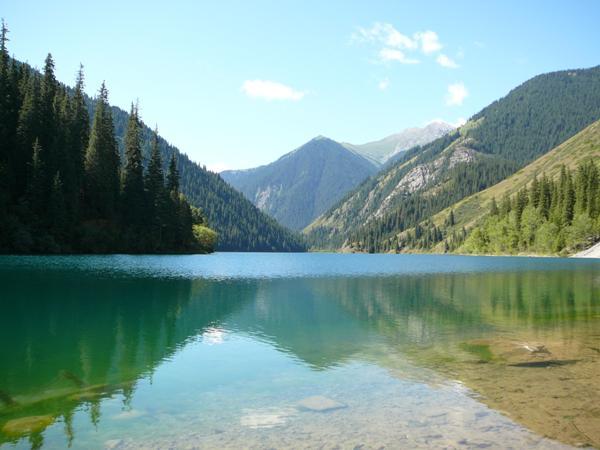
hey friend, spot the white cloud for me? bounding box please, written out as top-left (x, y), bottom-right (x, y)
top-left (379, 48), bottom-right (419, 64)
top-left (353, 23), bottom-right (456, 66)
top-left (446, 82), bottom-right (468, 106)
top-left (354, 23), bottom-right (417, 50)
top-left (241, 80), bottom-right (305, 101)
top-left (453, 117), bottom-right (467, 127)
top-left (378, 78), bottom-right (390, 90)
top-left (436, 54), bottom-right (459, 69)
top-left (415, 30), bottom-right (442, 54)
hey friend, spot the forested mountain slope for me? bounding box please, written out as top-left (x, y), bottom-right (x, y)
top-left (0, 30), bottom-right (216, 253)
top-left (342, 121), bottom-right (454, 165)
top-left (89, 101), bottom-right (306, 251)
top-left (221, 137), bottom-right (378, 230)
top-left (305, 66), bottom-right (600, 251)
top-left (366, 119), bottom-right (600, 255)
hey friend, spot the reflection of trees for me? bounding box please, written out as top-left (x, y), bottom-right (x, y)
top-left (0, 273), bottom-right (250, 446)
top-left (225, 270), bottom-right (600, 372)
top-left (1, 265), bottom-right (598, 447)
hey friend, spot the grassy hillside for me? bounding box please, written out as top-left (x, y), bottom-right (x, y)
top-left (434, 119), bottom-right (600, 232)
top-left (305, 66), bottom-right (600, 252)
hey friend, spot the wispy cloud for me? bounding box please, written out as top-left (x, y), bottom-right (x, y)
top-left (353, 23), bottom-right (451, 65)
top-left (436, 54), bottom-right (459, 69)
top-left (241, 80), bottom-right (306, 101)
top-left (379, 48), bottom-right (419, 64)
top-left (415, 30), bottom-right (442, 54)
top-left (446, 83), bottom-right (468, 106)
top-left (378, 78), bottom-right (390, 91)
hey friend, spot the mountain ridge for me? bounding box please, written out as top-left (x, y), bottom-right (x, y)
top-left (342, 121), bottom-right (455, 164)
top-left (222, 136), bottom-right (378, 230)
top-left (305, 65), bottom-right (600, 252)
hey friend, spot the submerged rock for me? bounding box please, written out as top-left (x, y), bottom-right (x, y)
top-left (508, 359), bottom-right (579, 368)
top-left (104, 439), bottom-right (123, 449)
top-left (297, 396), bottom-right (347, 412)
top-left (2, 415), bottom-right (54, 436)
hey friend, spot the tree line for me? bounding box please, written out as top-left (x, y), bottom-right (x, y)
top-left (0, 21), bottom-right (216, 253)
top-left (462, 161), bottom-right (599, 255)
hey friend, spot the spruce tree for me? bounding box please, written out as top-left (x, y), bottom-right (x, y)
top-left (166, 153), bottom-right (179, 193)
top-left (84, 82), bottom-right (120, 219)
top-left (16, 74), bottom-right (42, 197)
top-left (67, 65), bottom-right (89, 212)
top-left (121, 103), bottom-right (146, 231)
top-left (40, 54), bottom-right (57, 167)
top-left (28, 139), bottom-right (46, 218)
top-left (49, 171), bottom-right (66, 241)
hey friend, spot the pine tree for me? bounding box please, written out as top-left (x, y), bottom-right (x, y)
top-left (67, 65), bottom-right (89, 214)
top-left (28, 139), bottom-right (46, 218)
top-left (145, 128), bottom-right (166, 248)
top-left (166, 153), bottom-right (179, 193)
top-left (16, 74), bottom-right (42, 197)
top-left (84, 82), bottom-right (120, 219)
top-left (39, 54), bottom-right (57, 169)
top-left (121, 103), bottom-right (146, 231)
top-left (489, 197), bottom-right (499, 216)
top-left (49, 171), bottom-right (66, 241)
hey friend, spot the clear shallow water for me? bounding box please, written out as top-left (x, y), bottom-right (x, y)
top-left (0, 253), bottom-right (599, 449)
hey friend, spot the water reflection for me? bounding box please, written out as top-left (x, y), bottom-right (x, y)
top-left (0, 257), bottom-right (599, 448)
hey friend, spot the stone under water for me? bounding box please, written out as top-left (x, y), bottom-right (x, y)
top-left (2, 415), bottom-right (54, 436)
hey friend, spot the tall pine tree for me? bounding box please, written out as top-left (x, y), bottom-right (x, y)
top-left (84, 82), bottom-right (120, 219)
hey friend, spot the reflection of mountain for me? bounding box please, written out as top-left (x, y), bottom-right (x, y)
top-left (225, 279), bottom-right (378, 369)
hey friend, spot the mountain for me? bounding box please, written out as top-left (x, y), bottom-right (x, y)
top-left (342, 121), bottom-right (455, 165)
top-left (305, 66), bottom-right (600, 251)
top-left (98, 104), bottom-right (306, 251)
top-left (221, 137), bottom-right (378, 230)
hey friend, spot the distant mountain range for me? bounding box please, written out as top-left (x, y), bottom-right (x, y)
top-left (221, 137), bottom-right (378, 230)
top-left (221, 125), bottom-right (453, 230)
top-left (342, 121), bottom-right (455, 165)
top-left (305, 65), bottom-right (600, 254)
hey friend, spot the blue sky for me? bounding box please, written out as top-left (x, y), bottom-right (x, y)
top-left (3, 0), bottom-right (599, 170)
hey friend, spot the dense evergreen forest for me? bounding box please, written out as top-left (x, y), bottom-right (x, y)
top-left (96, 101), bottom-right (306, 252)
top-left (0, 21), bottom-right (306, 253)
top-left (308, 65), bottom-right (600, 252)
top-left (0, 22), bottom-right (214, 253)
top-left (461, 162), bottom-right (600, 255)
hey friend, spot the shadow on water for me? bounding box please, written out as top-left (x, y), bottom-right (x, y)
top-left (1, 257), bottom-right (599, 448)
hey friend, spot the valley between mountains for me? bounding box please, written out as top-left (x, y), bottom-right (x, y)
top-left (222, 66), bottom-right (600, 257)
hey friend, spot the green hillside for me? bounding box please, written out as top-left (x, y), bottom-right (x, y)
top-left (305, 66), bottom-right (600, 252)
top-left (434, 119), bottom-right (600, 232)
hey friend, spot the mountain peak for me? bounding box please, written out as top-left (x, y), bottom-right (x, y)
top-left (342, 122), bottom-right (456, 164)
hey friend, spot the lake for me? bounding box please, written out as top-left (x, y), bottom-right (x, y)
top-left (0, 253), bottom-right (599, 449)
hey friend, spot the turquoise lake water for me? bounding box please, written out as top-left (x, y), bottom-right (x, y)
top-left (1, 253), bottom-right (599, 449)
